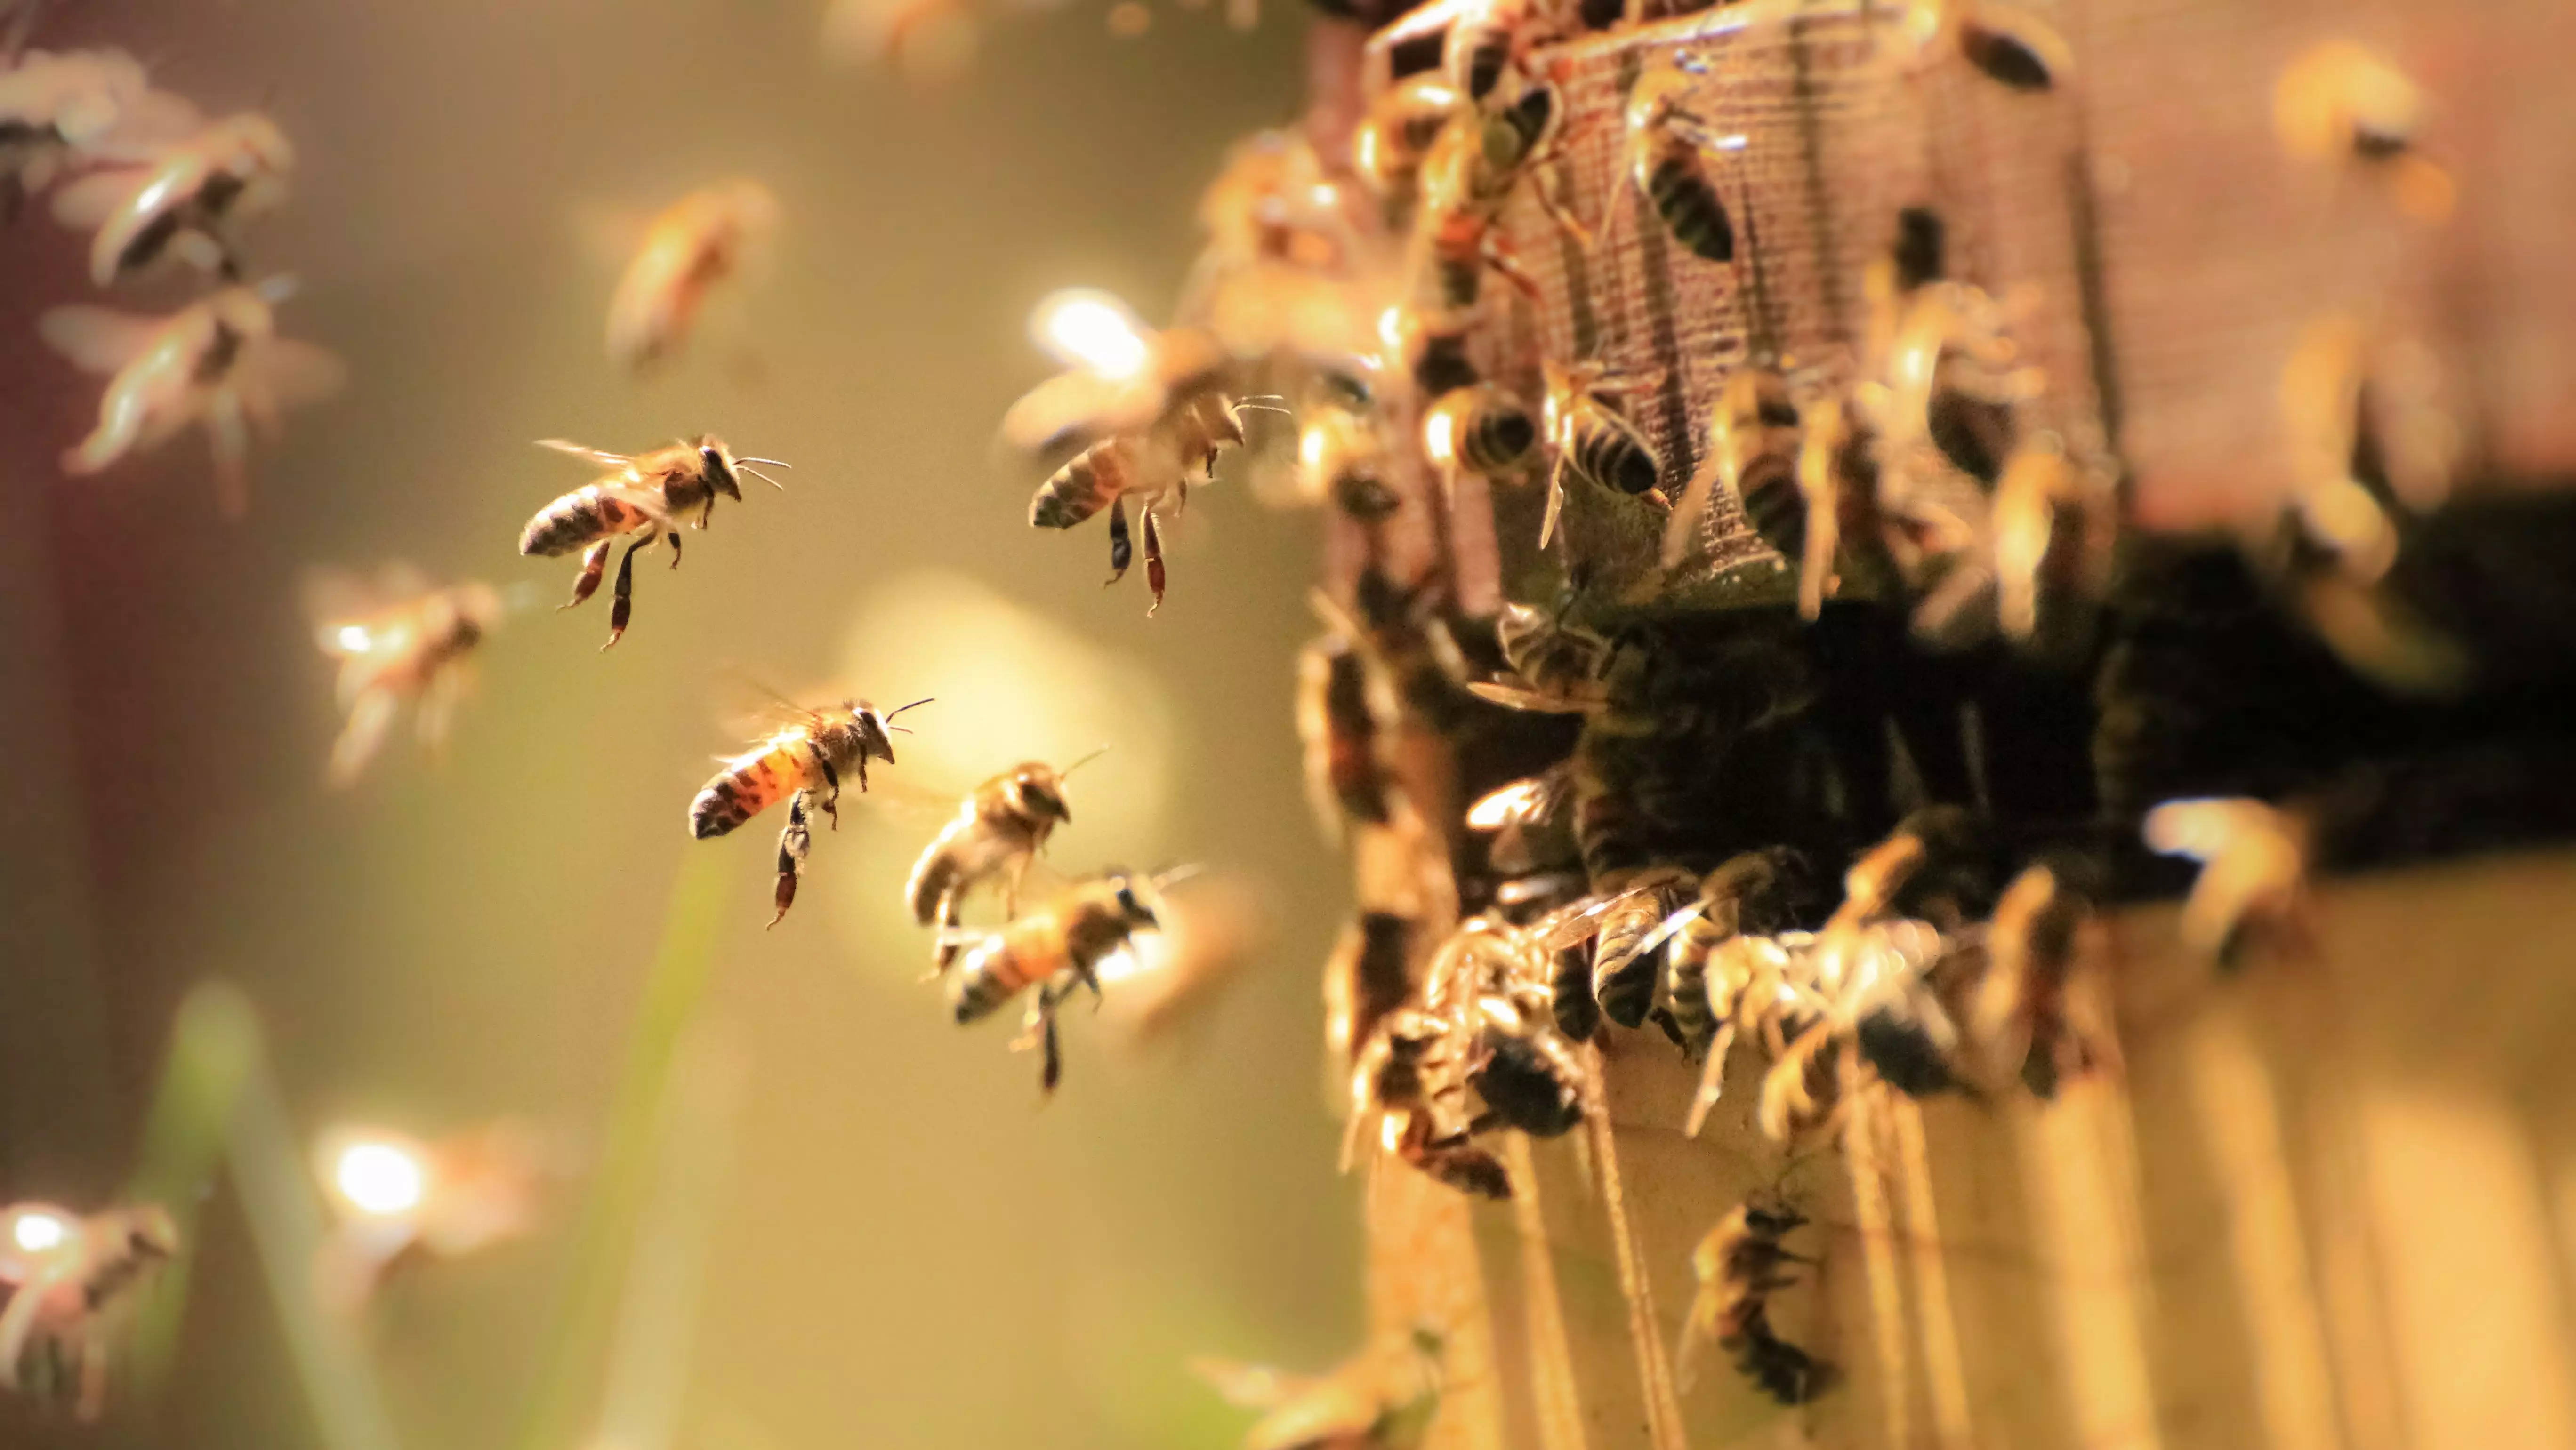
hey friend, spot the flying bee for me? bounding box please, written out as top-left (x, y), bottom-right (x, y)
top-left (515, 434), bottom-right (788, 649)
top-left (1972, 860), bottom-right (2115, 1098)
top-left (2273, 40), bottom-right (2453, 222)
top-left (310, 1121), bottom-right (553, 1314)
top-left (2141, 797), bottom-right (2316, 969)
top-left (689, 695), bottom-right (931, 927)
top-left (1193, 1327), bottom-right (1446, 1450)
top-left (1680, 1201), bottom-right (1829, 1404)
top-left (1422, 383), bottom-right (1539, 496)
top-left (606, 177), bottom-right (780, 371)
top-left (905, 752), bottom-right (1099, 969)
top-left (41, 276), bottom-right (344, 518)
top-left (1620, 58), bottom-right (1738, 264)
top-left (0, 1202), bottom-right (177, 1419)
top-left (0, 48), bottom-right (195, 218)
top-left (1665, 364), bottom-right (1801, 569)
top-left (306, 564), bottom-right (507, 787)
top-left (1898, 0), bottom-right (2072, 92)
top-left (1352, 74), bottom-right (1461, 205)
top-left (1029, 391), bottom-right (1284, 615)
top-left (1000, 304), bottom-right (1228, 458)
top-left (1539, 359), bottom-right (1664, 549)
top-left (49, 111), bottom-right (291, 286)
top-left (1299, 625), bottom-right (1401, 838)
top-left (947, 869), bottom-right (1175, 1093)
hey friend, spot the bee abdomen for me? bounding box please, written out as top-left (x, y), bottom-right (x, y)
top-left (948, 945), bottom-right (1026, 1023)
top-left (906, 847), bottom-right (963, 926)
top-left (1030, 441), bottom-right (1128, 529)
top-left (1575, 420), bottom-right (1661, 497)
top-left (521, 488), bottom-right (637, 557)
top-left (1737, 462), bottom-right (1806, 560)
top-left (1460, 406), bottom-right (1538, 474)
top-left (689, 756), bottom-right (787, 839)
top-left (1646, 154), bottom-right (1735, 262)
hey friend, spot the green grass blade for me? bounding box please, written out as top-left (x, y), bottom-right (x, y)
top-left (122, 980), bottom-right (263, 1401)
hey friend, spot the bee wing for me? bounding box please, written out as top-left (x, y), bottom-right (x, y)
top-left (536, 438), bottom-right (634, 471)
top-left (80, 88), bottom-right (206, 163)
top-left (1466, 679), bottom-right (1593, 715)
top-left (46, 164), bottom-right (141, 229)
top-left (245, 337), bottom-right (348, 415)
top-left (302, 564), bottom-right (395, 632)
top-left (1189, 1356), bottom-right (1312, 1410)
top-left (998, 369), bottom-right (1161, 457)
top-left (37, 303), bottom-right (166, 374)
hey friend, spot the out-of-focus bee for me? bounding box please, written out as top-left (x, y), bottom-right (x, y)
top-left (1465, 763), bottom-right (1572, 880)
top-left (1194, 1327), bottom-right (1446, 1450)
top-left (1000, 301), bottom-right (1229, 458)
top-left (1621, 58), bottom-right (1739, 264)
top-left (605, 177), bottom-right (779, 372)
top-left (1665, 364), bottom-right (1801, 569)
top-left (40, 277), bottom-right (344, 518)
top-left (1299, 624), bottom-right (1401, 839)
top-left (1324, 909), bottom-right (1416, 1067)
top-left (1465, 600), bottom-right (1614, 716)
top-left (1578, 865), bottom-right (1696, 1029)
top-left (1095, 868), bottom-right (1271, 1045)
top-left (1422, 383), bottom-right (1539, 496)
top-left (1991, 433), bottom-right (2115, 649)
top-left (1867, 279), bottom-right (2040, 492)
top-left (689, 695), bottom-right (930, 927)
top-left (1539, 359), bottom-right (1665, 549)
top-left (1823, 805), bottom-right (1986, 939)
top-left (0, 48), bottom-right (194, 218)
top-left (905, 754), bottom-right (1094, 968)
top-left (306, 565), bottom-right (507, 787)
top-left (1679, 1201), bottom-right (1829, 1404)
top-left (1352, 75), bottom-right (1461, 206)
top-left (1790, 393), bottom-right (1888, 619)
top-left (1296, 404), bottom-right (1395, 531)
top-left (516, 434), bottom-right (788, 649)
top-left (1030, 390), bottom-right (1282, 616)
top-left (2274, 40), bottom-right (2452, 222)
top-left (1757, 1017), bottom-right (1846, 1143)
top-left (1970, 860), bottom-right (2115, 1098)
top-left (1379, 304), bottom-right (1479, 401)
top-left (48, 111), bottom-right (290, 286)
top-left (945, 868), bottom-right (1174, 1094)
top-left (311, 1121), bottom-right (552, 1315)
top-left (1345, 1005), bottom-right (1511, 1198)
top-left (2142, 797), bottom-right (2316, 969)
top-left (1898, 0), bottom-right (2071, 93)
top-left (0, 1202), bottom-right (177, 1419)
top-left (1409, 81), bottom-right (1581, 316)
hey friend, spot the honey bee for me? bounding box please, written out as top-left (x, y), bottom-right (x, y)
top-left (1899, 0), bottom-right (2072, 93)
top-left (0, 1202), bottom-right (177, 1419)
top-left (1790, 393), bottom-right (1887, 619)
top-left (48, 111), bottom-right (290, 286)
top-left (2141, 797), bottom-right (2316, 969)
top-left (1352, 74), bottom-right (1461, 205)
top-left (1622, 58), bottom-right (1738, 264)
top-left (2274, 40), bottom-right (2452, 222)
top-left (1000, 315), bottom-right (1228, 458)
top-left (1636, 847), bottom-right (1795, 1049)
top-left (689, 695), bottom-right (931, 927)
top-left (1665, 364), bottom-right (1800, 569)
top-left (311, 1121), bottom-right (552, 1314)
top-left (1971, 860), bottom-right (2114, 1098)
top-left (306, 564), bottom-right (507, 787)
top-left (1378, 304), bottom-right (1479, 401)
top-left (1991, 433), bottom-right (2114, 649)
top-left (516, 434), bottom-right (789, 649)
top-left (0, 48), bottom-right (194, 218)
top-left (1756, 1017), bottom-right (1846, 1143)
top-left (1193, 1327), bottom-right (1446, 1450)
top-left (1871, 280), bottom-right (2042, 492)
top-left (1299, 625), bottom-right (1400, 838)
top-left (1679, 1201), bottom-right (1828, 1404)
top-left (1421, 383), bottom-right (1539, 494)
top-left (1581, 865), bottom-right (1697, 1029)
top-left (1409, 81), bottom-right (1580, 315)
top-left (1029, 390), bottom-right (1280, 615)
top-left (1539, 359), bottom-right (1664, 549)
top-left (606, 177), bottom-right (780, 371)
top-left (1296, 405), bottom-right (1396, 531)
top-left (1323, 910), bottom-right (1417, 1068)
top-left (1465, 763), bottom-right (1572, 878)
top-left (945, 869), bottom-right (1172, 1094)
top-left (1823, 805), bottom-right (1986, 939)
top-left (1344, 1005), bottom-right (1510, 1198)
top-left (40, 277), bottom-right (344, 518)
top-left (905, 754), bottom-right (1095, 969)
top-left (1677, 932), bottom-right (1834, 1136)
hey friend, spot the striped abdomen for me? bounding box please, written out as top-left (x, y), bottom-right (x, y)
top-left (949, 922), bottom-right (1055, 1022)
top-left (688, 741), bottom-right (807, 839)
top-left (1642, 149), bottom-right (1734, 262)
top-left (1592, 875), bottom-right (1686, 1029)
top-left (1433, 389), bottom-right (1538, 474)
top-left (520, 486), bottom-right (657, 557)
top-left (1568, 408), bottom-right (1662, 497)
top-left (905, 818), bottom-right (974, 924)
top-left (1661, 918), bottom-right (1726, 1053)
top-left (1029, 437), bottom-right (1135, 529)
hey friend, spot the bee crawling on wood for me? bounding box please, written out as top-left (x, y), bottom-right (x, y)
top-left (517, 435), bottom-right (789, 649)
top-left (1818, 810), bottom-right (1986, 1098)
top-left (1466, 599), bottom-right (1615, 716)
top-left (1666, 361), bottom-right (1802, 569)
top-left (1623, 849), bottom-right (1814, 1134)
top-left (306, 564), bottom-right (508, 787)
top-left (1344, 1005), bottom-right (1511, 1198)
top-left (2142, 797), bottom-right (2317, 969)
top-left (905, 752), bottom-right (1098, 971)
top-left (1619, 56), bottom-right (1740, 265)
top-left (1194, 1325), bottom-right (1446, 1450)
top-left (1680, 1200), bottom-right (1831, 1405)
top-left (0, 1202), bottom-right (177, 1419)
top-left (689, 694), bottom-right (931, 927)
top-left (50, 110), bottom-right (291, 287)
top-left (945, 868), bottom-right (1179, 1094)
top-left (42, 276), bottom-right (345, 518)
top-left (1757, 1015), bottom-right (1849, 1144)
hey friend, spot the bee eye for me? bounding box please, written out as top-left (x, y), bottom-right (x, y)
top-left (701, 446), bottom-right (721, 469)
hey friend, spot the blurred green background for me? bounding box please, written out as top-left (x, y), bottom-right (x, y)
top-left (0, 2), bottom-right (1360, 1446)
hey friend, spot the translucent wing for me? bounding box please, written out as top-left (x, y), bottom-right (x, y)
top-left (998, 368), bottom-right (1162, 457)
top-left (37, 303), bottom-right (166, 374)
top-left (1466, 679), bottom-right (1594, 715)
top-left (250, 337), bottom-right (348, 413)
top-left (535, 438), bottom-right (633, 470)
top-left (1189, 1356), bottom-right (1313, 1410)
top-left (47, 164), bottom-right (138, 228)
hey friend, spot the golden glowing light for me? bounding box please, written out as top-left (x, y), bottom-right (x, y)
top-left (1030, 288), bottom-right (1150, 378)
top-left (11, 1210), bottom-right (69, 1255)
top-left (1423, 409), bottom-right (1458, 465)
top-left (1377, 306), bottom-right (1403, 354)
top-left (336, 624), bottom-right (373, 653)
top-left (1299, 422), bottom-right (1329, 471)
top-left (1466, 778), bottom-right (1542, 829)
top-left (331, 1138), bottom-right (429, 1218)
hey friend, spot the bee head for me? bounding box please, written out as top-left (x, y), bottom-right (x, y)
top-left (697, 436), bottom-right (743, 501)
top-left (1006, 765), bottom-right (1072, 825)
top-left (853, 696), bottom-right (934, 765)
top-left (1108, 874), bottom-right (1160, 929)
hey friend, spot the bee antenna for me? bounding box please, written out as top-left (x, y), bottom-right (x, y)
top-left (1060, 745), bottom-right (1112, 779)
top-left (1150, 863), bottom-right (1207, 890)
top-left (734, 457), bottom-right (792, 490)
top-left (884, 697), bottom-right (935, 721)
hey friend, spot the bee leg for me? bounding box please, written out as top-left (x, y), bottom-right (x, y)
top-left (666, 526), bottom-right (683, 569)
top-left (699, 498), bottom-right (715, 529)
top-left (1682, 1021), bottom-right (1738, 1138)
top-left (924, 891), bottom-right (962, 979)
top-left (807, 745), bottom-right (842, 826)
top-left (1142, 504), bottom-right (1167, 616)
top-left (326, 689), bottom-right (400, 789)
top-left (1481, 231), bottom-right (1545, 302)
top-left (1014, 982), bottom-right (1065, 1095)
top-left (1104, 495), bottom-right (1132, 586)
top-left (604, 537), bottom-right (648, 650)
top-left (767, 792), bottom-right (813, 929)
top-left (562, 542), bottom-right (611, 609)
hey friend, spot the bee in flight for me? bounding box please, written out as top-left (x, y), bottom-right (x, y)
top-left (516, 435), bottom-right (789, 649)
top-left (305, 564), bottom-right (509, 787)
top-left (1193, 1326), bottom-right (1446, 1450)
top-left (40, 276), bottom-right (345, 517)
top-left (606, 177), bottom-right (779, 372)
top-left (0, 1201), bottom-right (178, 1419)
top-left (0, 47), bottom-right (196, 219)
top-left (1028, 389), bottom-right (1281, 615)
top-left (49, 110), bottom-right (292, 286)
top-left (310, 1120), bottom-right (553, 1314)
top-left (905, 752), bottom-right (1103, 970)
top-left (689, 694), bottom-right (931, 927)
top-left (945, 868), bottom-right (1179, 1094)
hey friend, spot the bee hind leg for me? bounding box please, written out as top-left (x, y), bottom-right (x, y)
top-left (562, 542), bottom-right (611, 609)
top-left (766, 791), bottom-right (814, 929)
top-left (807, 743), bottom-right (842, 826)
top-left (1104, 495), bottom-right (1132, 586)
top-left (604, 537), bottom-right (649, 649)
top-left (1142, 505), bottom-right (1167, 616)
top-left (665, 526), bottom-right (683, 569)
